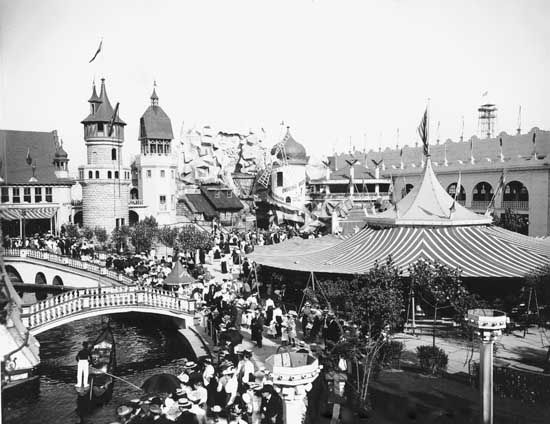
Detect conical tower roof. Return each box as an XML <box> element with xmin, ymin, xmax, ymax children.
<box><xmin>81</xmin><ymin>78</ymin><xmax>126</xmax><ymax>125</ymax></box>
<box><xmin>366</xmin><ymin>156</ymin><xmax>492</xmax><ymax>227</ymax></box>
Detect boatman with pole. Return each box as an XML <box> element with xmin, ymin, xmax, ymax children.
<box><xmin>75</xmin><ymin>341</ymin><xmax>91</xmax><ymax>388</ymax></box>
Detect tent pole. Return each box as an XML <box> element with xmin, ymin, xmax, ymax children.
<box><xmin>298</xmin><ymin>272</ymin><xmax>312</xmax><ymax>314</ymax></box>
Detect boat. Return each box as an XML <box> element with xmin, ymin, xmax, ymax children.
<box><xmin>76</xmin><ymin>325</ymin><xmax>116</xmax><ymax>404</ymax></box>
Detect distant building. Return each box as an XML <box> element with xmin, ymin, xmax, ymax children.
<box><xmin>78</xmin><ymin>79</ymin><xmax>131</xmax><ymax>232</ymax></box>
<box><xmin>333</xmin><ymin>127</ymin><xmax>550</xmax><ymax>236</ymax></box>
<box><xmin>130</xmin><ymin>86</ymin><xmax>178</xmax><ymax>226</ymax></box>
<box><xmin>0</xmin><ymin>130</ymin><xmax>75</xmax><ymax>237</ymax></box>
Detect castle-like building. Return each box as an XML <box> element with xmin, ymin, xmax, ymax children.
<box><xmin>78</xmin><ymin>79</ymin><xmax>131</xmax><ymax>232</ymax></box>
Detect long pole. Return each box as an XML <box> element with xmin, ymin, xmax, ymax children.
<box><xmin>479</xmin><ymin>340</ymin><xmax>494</xmax><ymax>424</ymax></box>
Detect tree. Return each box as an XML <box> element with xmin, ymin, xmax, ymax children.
<box><xmin>494</xmin><ymin>208</ymin><xmax>529</xmax><ymax>235</ymax></box>
<box><xmin>63</xmin><ymin>223</ymin><xmax>80</xmax><ymax>239</ymax></box>
<box><xmin>310</xmin><ymin>258</ymin><xmax>405</xmax><ymax>412</ymax></box>
<box><xmin>130</xmin><ymin>219</ymin><xmax>159</xmax><ymax>253</ymax></box>
<box><xmin>176</xmin><ymin>225</ymin><xmax>214</xmax><ymax>252</ymax></box>
<box><xmin>93</xmin><ymin>227</ymin><xmax>108</xmax><ymax>247</ymax></box>
<box><xmin>158</xmin><ymin>226</ymin><xmax>179</xmax><ymax>256</ymax></box>
<box><xmin>111</xmin><ymin>225</ymin><xmax>131</xmax><ymax>253</ymax></box>
<box><xmin>81</xmin><ymin>226</ymin><xmax>94</xmax><ymax>240</ymax></box>
<box><xmin>409</xmin><ymin>260</ymin><xmax>469</xmax><ymax>349</ymax></box>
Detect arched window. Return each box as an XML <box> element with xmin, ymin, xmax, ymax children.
<box><xmin>88</xmin><ymin>170</ymin><xmax>93</xmax><ymax>179</ymax></box>
<box><xmin>111</xmin><ymin>148</ymin><xmax>117</xmax><ymax>160</ymax></box>
<box><xmin>115</xmin><ymin>171</ymin><xmax>119</xmax><ymax>179</ymax></box>
<box><xmin>472</xmin><ymin>182</ymin><xmax>493</xmax><ymax>202</ymax></box>
<box><xmin>107</xmin><ymin>171</ymin><xmax>112</xmax><ymax>179</ymax></box>
<box><xmin>95</xmin><ymin>170</ymin><xmax>100</xmax><ymax>179</ymax></box>
<box><xmin>504</xmin><ymin>181</ymin><xmax>529</xmax><ymax>202</ymax></box>
<box><xmin>130</xmin><ymin>188</ymin><xmax>139</xmax><ymax>200</ymax></box>
<box><xmin>285</xmin><ymin>196</ymin><xmax>291</xmax><ymax>203</ymax></box>
<box><xmin>447</xmin><ymin>183</ymin><xmax>466</xmax><ymax>202</ymax></box>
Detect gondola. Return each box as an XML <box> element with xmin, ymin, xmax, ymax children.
<box><xmin>76</xmin><ymin>325</ymin><xmax>116</xmax><ymax>404</ymax></box>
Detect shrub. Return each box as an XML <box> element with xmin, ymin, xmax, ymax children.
<box><xmin>416</xmin><ymin>345</ymin><xmax>448</xmax><ymax>374</ymax></box>
<box><xmin>379</xmin><ymin>340</ymin><xmax>404</xmax><ymax>368</ymax></box>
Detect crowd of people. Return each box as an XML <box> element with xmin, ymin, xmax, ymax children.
<box><xmin>3</xmin><ymin>231</ymin><xmax>97</xmax><ymax>259</ymax></box>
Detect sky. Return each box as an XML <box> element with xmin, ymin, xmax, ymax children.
<box><xmin>1</xmin><ymin>0</ymin><xmax>549</xmax><ymax>167</ymax></box>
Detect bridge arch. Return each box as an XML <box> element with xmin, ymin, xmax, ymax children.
<box><xmin>5</xmin><ymin>265</ymin><xmax>23</xmax><ymax>283</ymax></box>
<box><xmin>35</xmin><ymin>272</ymin><xmax>48</xmax><ymax>300</ymax></box>
<box><xmin>52</xmin><ymin>276</ymin><xmax>63</xmax><ymax>286</ymax></box>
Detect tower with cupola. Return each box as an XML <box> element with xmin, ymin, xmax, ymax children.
<box><xmin>78</xmin><ymin>79</ymin><xmax>130</xmax><ymax>231</ymax></box>
<box><xmin>270</xmin><ymin>127</ymin><xmax>309</xmax><ymax>210</ymax></box>
<box><xmin>132</xmin><ymin>84</ymin><xmax>177</xmax><ymax>225</ymax></box>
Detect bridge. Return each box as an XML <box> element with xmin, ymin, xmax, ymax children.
<box><xmin>3</xmin><ymin>249</ymin><xmax>133</xmax><ymax>289</ymax></box>
<box><xmin>21</xmin><ymin>286</ymin><xmax>197</xmax><ymax>336</ymax></box>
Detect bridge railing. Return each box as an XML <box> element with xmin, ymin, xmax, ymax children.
<box><xmin>3</xmin><ymin>249</ymin><xmax>134</xmax><ymax>285</ymax></box>
<box><xmin>21</xmin><ymin>286</ymin><xmax>196</xmax><ymax>329</ymax></box>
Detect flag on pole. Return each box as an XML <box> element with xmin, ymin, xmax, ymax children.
<box><xmin>26</xmin><ymin>148</ymin><xmax>32</xmax><ymax>165</ymax></box>
<box><xmin>89</xmin><ymin>40</ymin><xmax>103</xmax><ymax>63</ymax></box>
<box><xmin>417</xmin><ymin>108</ymin><xmax>429</xmax><ymax>156</ymax></box>
<box><xmin>499</xmin><ymin>137</ymin><xmax>504</xmax><ymax>162</ymax></box>
<box><xmin>485</xmin><ymin>172</ymin><xmax>505</xmax><ymax>216</ymax></box>
<box><xmin>108</xmin><ymin>102</ymin><xmax>120</xmax><ymax>136</ymax></box>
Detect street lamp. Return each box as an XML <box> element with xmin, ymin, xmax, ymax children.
<box><xmin>467</xmin><ymin>309</ymin><xmax>507</xmax><ymax>424</ymax></box>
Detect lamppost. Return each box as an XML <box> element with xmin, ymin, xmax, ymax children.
<box><xmin>467</xmin><ymin>309</ymin><xmax>507</xmax><ymax>424</ymax></box>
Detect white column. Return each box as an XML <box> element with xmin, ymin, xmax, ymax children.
<box><xmin>480</xmin><ymin>340</ymin><xmax>494</xmax><ymax>424</ymax></box>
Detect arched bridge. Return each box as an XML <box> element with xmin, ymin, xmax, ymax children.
<box><xmin>21</xmin><ymin>286</ymin><xmax>197</xmax><ymax>336</ymax></box>
<box><xmin>3</xmin><ymin>249</ymin><xmax>133</xmax><ymax>289</ymax></box>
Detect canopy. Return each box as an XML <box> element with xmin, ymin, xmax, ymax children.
<box><xmin>163</xmin><ymin>261</ymin><xmax>195</xmax><ymax>286</ymax></box>
<box><xmin>248</xmin><ymin>225</ymin><xmax>549</xmax><ymax>278</ymax></box>
<box><xmin>0</xmin><ymin>206</ymin><xmax>57</xmax><ymax>220</ymax></box>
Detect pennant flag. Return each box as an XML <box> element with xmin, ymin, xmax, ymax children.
<box><xmin>485</xmin><ymin>172</ymin><xmax>506</xmax><ymax>216</ymax></box>
<box><xmin>26</xmin><ymin>148</ymin><xmax>32</xmax><ymax>165</ymax></box>
<box><xmin>108</xmin><ymin>102</ymin><xmax>120</xmax><ymax>136</ymax></box>
<box><xmin>89</xmin><ymin>40</ymin><xmax>103</xmax><ymax>63</ymax></box>
<box><xmin>417</xmin><ymin>108</ymin><xmax>429</xmax><ymax>156</ymax></box>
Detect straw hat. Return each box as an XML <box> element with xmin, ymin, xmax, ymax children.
<box><xmin>116</xmin><ymin>405</ymin><xmax>133</xmax><ymax>417</ymax></box>
<box><xmin>149</xmin><ymin>404</ymin><xmax>161</xmax><ymax>415</ymax></box>
<box><xmin>178</xmin><ymin>398</ymin><xmax>192</xmax><ymax>409</ymax></box>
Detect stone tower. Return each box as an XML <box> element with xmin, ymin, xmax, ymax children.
<box><xmin>79</xmin><ymin>79</ymin><xmax>130</xmax><ymax>231</ymax></box>
<box><xmin>133</xmin><ymin>85</ymin><xmax>177</xmax><ymax>225</ymax></box>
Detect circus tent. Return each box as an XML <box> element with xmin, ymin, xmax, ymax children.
<box><xmin>249</xmin><ymin>157</ymin><xmax>549</xmax><ymax>278</ymax></box>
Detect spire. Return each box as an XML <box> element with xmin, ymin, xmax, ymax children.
<box><xmin>151</xmin><ymin>81</ymin><xmax>159</xmax><ymax>106</ymax></box>
<box><xmin>88</xmin><ymin>81</ymin><xmax>101</xmax><ymax>104</ymax></box>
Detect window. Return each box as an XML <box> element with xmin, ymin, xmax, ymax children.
<box><xmin>151</xmin><ymin>143</ymin><xmax>157</xmax><ymax>154</ymax></box>
<box><xmin>147</xmin><ymin>170</ymin><xmax>152</xmax><ymax>178</ymax></box>
<box><xmin>35</xmin><ymin>187</ymin><xmax>42</xmax><ymax>202</ymax></box>
<box><xmin>95</xmin><ymin>170</ymin><xmax>100</xmax><ymax>179</ymax></box>
<box><xmin>160</xmin><ymin>170</ymin><xmax>165</xmax><ymax>178</ymax></box>
<box><xmin>88</xmin><ymin>171</ymin><xmax>93</xmax><ymax>179</ymax></box>
<box><xmin>111</xmin><ymin>148</ymin><xmax>117</xmax><ymax>160</ymax></box>
<box><xmin>107</xmin><ymin>171</ymin><xmax>112</xmax><ymax>179</ymax></box>
<box><xmin>24</xmin><ymin>187</ymin><xmax>31</xmax><ymax>203</ymax></box>
<box><xmin>97</xmin><ymin>123</ymin><xmax>104</xmax><ymax>134</ymax></box>
<box><xmin>79</xmin><ymin>169</ymin><xmax>84</xmax><ymax>180</ymax></box>
<box><xmin>12</xmin><ymin>188</ymin><xmax>20</xmax><ymax>203</ymax></box>
<box><xmin>159</xmin><ymin>195</ymin><xmax>166</xmax><ymax>211</ymax></box>
<box><xmin>171</xmin><ymin>195</ymin><xmax>175</xmax><ymax>210</ymax></box>
<box><xmin>1</xmin><ymin>187</ymin><xmax>9</xmax><ymax>203</ymax></box>
<box><xmin>215</xmin><ymin>191</ymin><xmax>220</xmax><ymax>198</ymax></box>
<box><xmin>115</xmin><ymin>171</ymin><xmax>119</xmax><ymax>179</ymax></box>
<box><xmin>276</xmin><ymin>172</ymin><xmax>283</xmax><ymax>187</ymax></box>
<box><xmin>226</xmin><ymin>191</ymin><xmax>232</xmax><ymax>198</ymax></box>
<box><xmin>45</xmin><ymin>187</ymin><xmax>53</xmax><ymax>202</ymax></box>
<box><xmin>285</xmin><ymin>196</ymin><xmax>291</xmax><ymax>203</ymax></box>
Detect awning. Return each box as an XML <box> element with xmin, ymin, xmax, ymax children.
<box><xmin>0</xmin><ymin>206</ymin><xmax>58</xmax><ymax>220</ymax></box>
<box><xmin>248</xmin><ymin>225</ymin><xmax>549</xmax><ymax>278</ymax></box>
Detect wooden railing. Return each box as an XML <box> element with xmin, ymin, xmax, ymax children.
<box><xmin>2</xmin><ymin>249</ymin><xmax>133</xmax><ymax>285</ymax></box>
<box><xmin>20</xmin><ymin>286</ymin><xmax>196</xmax><ymax>330</ymax></box>
<box><xmin>501</xmin><ymin>201</ymin><xmax>529</xmax><ymax>211</ymax></box>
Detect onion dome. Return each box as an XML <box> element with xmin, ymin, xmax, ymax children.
<box><xmin>139</xmin><ymin>86</ymin><xmax>174</xmax><ymax>140</ymax></box>
<box><xmin>81</xmin><ymin>78</ymin><xmax>126</xmax><ymax>125</ymax></box>
<box><xmin>271</xmin><ymin>127</ymin><xmax>308</xmax><ymax>165</ymax></box>
<box><xmin>54</xmin><ymin>144</ymin><xmax>68</xmax><ymax>158</ymax></box>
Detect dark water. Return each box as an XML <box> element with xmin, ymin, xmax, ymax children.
<box><xmin>2</xmin><ymin>314</ymin><xmax>195</xmax><ymax>424</ymax></box>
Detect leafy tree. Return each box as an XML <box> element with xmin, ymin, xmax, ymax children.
<box><xmin>494</xmin><ymin>208</ymin><xmax>529</xmax><ymax>235</ymax></box>
<box><xmin>130</xmin><ymin>219</ymin><xmax>159</xmax><ymax>253</ymax></box>
<box><xmin>158</xmin><ymin>226</ymin><xmax>179</xmax><ymax>256</ymax></box>
<box><xmin>311</xmin><ymin>258</ymin><xmax>405</xmax><ymax>411</ymax></box>
<box><xmin>176</xmin><ymin>225</ymin><xmax>214</xmax><ymax>252</ymax></box>
<box><xmin>81</xmin><ymin>226</ymin><xmax>94</xmax><ymax>240</ymax></box>
<box><xmin>409</xmin><ymin>259</ymin><xmax>469</xmax><ymax>349</ymax></box>
<box><xmin>93</xmin><ymin>227</ymin><xmax>108</xmax><ymax>246</ymax></box>
<box><xmin>111</xmin><ymin>225</ymin><xmax>131</xmax><ymax>253</ymax></box>
<box><xmin>63</xmin><ymin>223</ymin><xmax>80</xmax><ymax>239</ymax></box>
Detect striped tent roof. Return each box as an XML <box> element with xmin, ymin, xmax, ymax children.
<box><xmin>248</xmin><ymin>225</ymin><xmax>549</xmax><ymax>277</ymax></box>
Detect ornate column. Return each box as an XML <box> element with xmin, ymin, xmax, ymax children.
<box><xmin>264</xmin><ymin>351</ymin><xmax>322</xmax><ymax>424</ymax></box>
<box><xmin>467</xmin><ymin>309</ymin><xmax>506</xmax><ymax>424</ymax></box>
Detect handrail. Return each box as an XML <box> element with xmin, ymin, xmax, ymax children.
<box><xmin>3</xmin><ymin>249</ymin><xmax>133</xmax><ymax>285</ymax></box>
<box><xmin>21</xmin><ymin>287</ymin><xmax>196</xmax><ymax>329</ymax></box>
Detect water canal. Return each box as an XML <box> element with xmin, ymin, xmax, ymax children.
<box><xmin>2</xmin><ymin>314</ymin><xmax>195</xmax><ymax>424</ymax></box>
